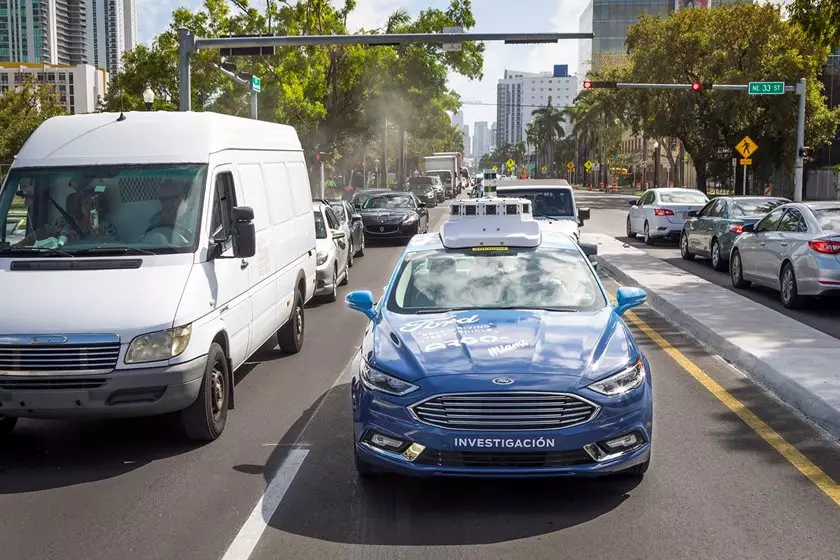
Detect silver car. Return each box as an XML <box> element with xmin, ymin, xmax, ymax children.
<box><xmin>730</xmin><ymin>201</ymin><xmax>840</xmax><ymax>308</ymax></box>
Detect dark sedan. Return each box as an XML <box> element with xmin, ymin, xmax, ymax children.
<box><xmin>406</xmin><ymin>178</ymin><xmax>438</xmax><ymax>207</ymax></box>
<box><xmin>358</xmin><ymin>191</ymin><xmax>429</xmax><ymax>243</ymax></box>
<box><xmin>350</xmin><ymin>188</ymin><xmax>390</xmax><ymax>210</ymax></box>
<box><xmin>328</xmin><ymin>200</ymin><xmax>366</xmax><ymax>262</ymax></box>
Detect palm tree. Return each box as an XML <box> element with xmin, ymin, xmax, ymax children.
<box><xmin>530</xmin><ymin>97</ymin><xmax>566</xmax><ymax>177</ymax></box>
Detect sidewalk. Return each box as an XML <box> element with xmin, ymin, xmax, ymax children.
<box><xmin>590</xmin><ymin>233</ymin><xmax>840</xmax><ymax>441</ymax></box>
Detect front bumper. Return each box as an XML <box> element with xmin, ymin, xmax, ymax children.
<box><xmin>315</xmin><ymin>260</ymin><xmax>337</xmax><ymax>296</ymax></box>
<box><xmin>0</xmin><ymin>356</ymin><xmax>207</xmax><ymax>419</ymax></box>
<box><xmin>363</xmin><ymin>222</ymin><xmax>419</xmax><ymax>239</ymax></box>
<box><xmin>352</xmin><ymin>370</ymin><xmax>653</xmax><ymax>478</ymax></box>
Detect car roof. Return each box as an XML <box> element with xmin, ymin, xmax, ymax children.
<box><xmin>404</xmin><ymin>230</ymin><xmax>581</xmax><ymax>254</ymax></box>
<box><xmin>804</xmin><ymin>201</ymin><xmax>840</xmax><ymax>210</ymax></box>
<box><xmin>497</xmin><ymin>183</ymin><xmax>572</xmax><ymax>191</ymax></box>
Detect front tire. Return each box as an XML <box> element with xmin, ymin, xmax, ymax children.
<box><xmin>643</xmin><ymin>221</ymin><xmax>654</xmax><ymax>245</ymax></box>
<box><xmin>710</xmin><ymin>238</ymin><xmax>725</xmax><ymax>271</ymax></box>
<box><xmin>347</xmin><ymin>241</ymin><xmax>355</xmax><ymax>268</ymax></box>
<box><xmin>730</xmin><ymin>250</ymin><xmax>750</xmax><ymax>289</ymax></box>
<box><xmin>340</xmin><ymin>258</ymin><xmax>349</xmax><ymax>286</ymax></box>
<box><xmin>180</xmin><ymin>343</ymin><xmax>229</xmax><ymax>442</ymax></box>
<box><xmin>780</xmin><ymin>263</ymin><xmax>804</xmax><ymax>309</ymax></box>
<box><xmin>0</xmin><ymin>415</ymin><xmax>18</xmax><ymax>438</ymax></box>
<box><xmin>680</xmin><ymin>231</ymin><xmax>695</xmax><ymax>260</ymax></box>
<box><xmin>277</xmin><ymin>289</ymin><xmax>305</xmax><ymax>354</ymax></box>
<box><xmin>323</xmin><ymin>266</ymin><xmax>338</xmax><ymax>303</ymax></box>
<box><xmin>626</xmin><ymin>216</ymin><xmax>636</xmax><ymax>238</ymax></box>
<box><xmin>356</xmin><ymin>232</ymin><xmax>365</xmax><ymax>257</ymax></box>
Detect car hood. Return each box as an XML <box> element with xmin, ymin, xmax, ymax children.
<box><xmin>533</xmin><ymin>216</ymin><xmax>579</xmax><ymax>237</ymax></box>
<box><xmin>360</xmin><ymin>209</ymin><xmax>414</xmax><ymax>224</ymax></box>
<box><xmin>0</xmin><ymin>254</ymin><xmax>193</xmax><ymax>339</ymax></box>
<box><xmin>367</xmin><ymin>308</ymin><xmax>636</xmax><ymax>387</ymax></box>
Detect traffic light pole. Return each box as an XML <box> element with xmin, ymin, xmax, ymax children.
<box><xmin>583</xmin><ymin>80</ymin><xmax>807</xmax><ymax>201</ymax></box>
<box><xmin>210</xmin><ymin>62</ymin><xmax>259</xmax><ymax>120</ymax></box>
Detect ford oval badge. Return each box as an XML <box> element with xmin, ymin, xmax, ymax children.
<box><xmin>492</xmin><ymin>377</ymin><xmax>514</xmax><ymax>385</ymax></box>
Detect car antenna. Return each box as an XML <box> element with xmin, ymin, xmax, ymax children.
<box><xmin>116</xmin><ymin>81</ymin><xmax>126</xmax><ymax>121</ymax></box>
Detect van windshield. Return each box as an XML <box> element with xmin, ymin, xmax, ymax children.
<box><xmin>0</xmin><ymin>164</ymin><xmax>207</xmax><ymax>256</ymax></box>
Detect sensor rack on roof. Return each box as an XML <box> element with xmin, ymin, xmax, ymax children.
<box><xmin>440</xmin><ymin>197</ymin><xmax>541</xmax><ymax>249</ymax></box>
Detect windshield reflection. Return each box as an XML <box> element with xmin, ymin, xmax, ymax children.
<box><xmin>0</xmin><ymin>165</ymin><xmax>207</xmax><ymax>255</ymax></box>
<box><xmin>499</xmin><ymin>190</ymin><xmax>574</xmax><ymax>218</ymax></box>
<box><xmin>363</xmin><ymin>194</ymin><xmax>414</xmax><ymax>209</ymax></box>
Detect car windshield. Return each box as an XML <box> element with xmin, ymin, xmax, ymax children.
<box><xmin>428</xmin><ymin>171</ymin><xmax>451</xmax><ymax>183</ymax></box>
<box><xmin>363</xmin><ymin>194</ymin><xmax>414</xmax><ymax>209</ymax></box>
<box><xmin>814</xmin><ymin>208</ymin><xmax>840</xmax><ymax>232</ymax></box>
<box><xmin>499</xmin><ymin>189</ymin><xmax>574</xmax><ymax>218</ymax></box>
<box><xmin>0</xmin><ymin>164</ymin><xmax>206</xmax><ymax>255</ymax></box>
<box><xmin>731</xmin><ymin>198</ymin><xmax>788</xmax><ymax>217</ymax></box>
<box><xmin>388</xmin><ymin>247</ymin><xmax>606</xmax><ymax>312</ymax></box>
<box><xmin>314</xmin><ymin>211</ymin><xmax>328</xmax><ymax>239</ymax></box>
<box><xmin>659</xmin><ymin>190</ymin><xmax>708</xmax><ymax>204</ymax></box>
<box><xmin>408</xmin><ymin>178</ymin><xmax>433</xmax><ymax>187</ymax></box>
<box><xmin>329</xmin><ymin>203</ymin><xmax>346</xmax><ymax>221</ymax></box>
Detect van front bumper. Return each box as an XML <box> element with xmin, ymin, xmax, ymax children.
<box><xmin>0</xmin><ymin>355</ymin><xmax>207</xmax><ymax>419</ymax></box>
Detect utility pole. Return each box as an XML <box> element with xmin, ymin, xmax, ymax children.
<box><xmin>398</xmin><ymin>124</ymin><xmax>406</xmax><ymax>188</ymax></box>
<box><xmin>381</xmin><ymin>118</ymin><xmax>388</xmax><ymax>189</ymax></box>
<box><xmin>794</xmin><ymin>78</ymin><xmax>806</xmax><ymax>202</ymax></box>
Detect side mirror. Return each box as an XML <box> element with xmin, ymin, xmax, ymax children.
<box><xmin>332</xmin><ymin>230</ymin><xmax>346</xmax><ymax>240</ymax></box>
<box><xmin>352</xmin><ymin>214</ymin><xmax>362</xmax><ymax>223</ymax></box>
<box><xmin>346</xmin><ymin>290</ymin><xmax>377</xmax><ymax>320</ymax></box>
<box><xmin>614</xmin><ymin>286</ymin><xmax>646</xmax><ymax>316</ymax></box>
<box><xmin>742</xmin><ymin>223</ymin><xmax>755</xmax><ymax>233</ymax></box>
<box><xmin>628</xmin><ymin>199</ymin><xmax>638</xmax><ymax>207</ymax></box>
<box><xmin>578</xmin><ymin>208</ymin><xmax>591</xmax><ymax>222</ymax></box>
<box><xmin>418</xmin><ymin>202</ymin><xmax>426</xmax><ymax>208</ymax></box>
<box><xmin>687</xmin><ymin>210</ymin><xmax>698</xmax><ymax>218</ymax></box>
<box><xmin>231</xmin><ymin>206</ymin><xmax>256</xmax><ymax>258</ymax></box>
<box><xmin>580</xmin><ymin>241</ymin><xmax>598</xmax><ymax>258</ymax></box>
<box><xmin>354</xmin><ymin>203</ymin><xmax>362</xmax><ymax>210</ymax></box>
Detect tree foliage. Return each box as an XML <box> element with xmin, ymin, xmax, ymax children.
<box><xmin>787</xmin><ymin>0</ymin><xmax>840</xmax><ymax>50</ymax></box>
<box><xmin>103</xmin><ymin>0</ymin><xmax>482</xmax><ymax>176</ymax></box>
<box><xmin>0</xmin><ymin>76</ymin><xmax>68</xmax><ymax>165</ymax></box>
<box><xmin>575</xmin><ymin>4</ymin><xmax>840</xmax><ymax>191</ymax></box>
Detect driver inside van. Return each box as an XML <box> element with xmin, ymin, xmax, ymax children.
<box><xmin>14</xmin><ymin>175</ymin><xmax>117</xmax><ymax>248</ymax></box>
<box><xmin>142</xmin><ymin>178</ymin><xmax>193</xmax><ymax>244</ymax></box>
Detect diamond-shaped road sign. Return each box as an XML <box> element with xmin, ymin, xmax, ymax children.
<box><xmin>566</xmin><ymin>161</ymin><xmax>575</xmax><ymax>171</ymax></box>
<box><xmin>506</xmin><ymin>159</ymin><xmax>515</xmax><ymax>170</ymax></box>
<box><xmin>736</xmin><ymin>136</ymin><xmax>758</xmax><ymax>159</ymax></box>
<box><xmin>584</xmin><ymin>160</ymin><xmax>593</xmax><ymax>172</ymax></box>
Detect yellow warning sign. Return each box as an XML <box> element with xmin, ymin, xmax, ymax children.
<box><xmin>740</xmin><ymin>158</ymin><xmax>752</xmax><ymax>165</ymax></box>
<box><xmin>736</xmin><ymin>136</ymin><xmax>758</xmax><ymax>158</ymax></box>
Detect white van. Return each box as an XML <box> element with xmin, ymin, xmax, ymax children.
<box><xmin>0</xmin><ymin>112</ymin><xmax>317</xmax><ymax>441</ymax></box>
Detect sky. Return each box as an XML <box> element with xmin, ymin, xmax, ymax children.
<box><xmin>137</xmin><ymin>0</ymin><xmax>593</xmax><ymax>130</ymax></box>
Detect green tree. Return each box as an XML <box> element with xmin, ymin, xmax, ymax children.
<box><xmin>529</xmin><ymin>97</ymin><xmax>566</xmax><ymax>177</ymax></box>
<box><xmin>602</xmin><ymin>3</ymin><xmax>840</xmax><ymax>192</ymax></box>
<box><xmin>787</xmin><ymin>0</ymin><xmax>840</xmax><ymax>50</ymax></box>
<box><xmin>0</xmin><ymin>76</ymin><xmax>68</xmax><ymax>165</ymax></box>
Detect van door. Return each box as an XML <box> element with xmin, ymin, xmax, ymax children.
<box><xmin>209</xmin><ymin>167</ymin><xmax>253</xmax><ymax>369</ymax></box>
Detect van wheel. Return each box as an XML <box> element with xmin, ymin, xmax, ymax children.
<box><xmin>180</xmin><ymin>343</ymin><xmax>229</xmax><ymax>442</ymax></box>
<box><xmin>277</xmin><ymin>289</ymin><xmax>305</xmax><ymax>354</ymax></box>
<box><xmin>0</xmin><ymin>415</ymin><xmax>17</xmax><ymax>438</ymax></box>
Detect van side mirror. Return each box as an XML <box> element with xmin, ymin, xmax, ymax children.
<box><xmin>578</xmin><ymin>207</ymin><xmax>590</xmax><ymax>226</ymax></box>
<box><xmin>232</xmin><ymin>206</ymin><xmax>256</xmax><ymax>258</ymax></box>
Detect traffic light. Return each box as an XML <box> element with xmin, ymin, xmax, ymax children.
<box><xmin>582</xmin><ymin>80</ymin><xmax>617</xmax><ymax>89</ymax></box>
<box><xmin>799</xmin><ymin>146</ymin><xmax>813</xmax><ymax>159</ymax></box>
<box><xmin>315</xmin><ymin>152</ymin><xmax>326</xmax><ymax>162</ymax></box>
<box><xmin>690</xmin><ymin>82</ymin><xmax>713</xmax><ymax>92</ymax></box>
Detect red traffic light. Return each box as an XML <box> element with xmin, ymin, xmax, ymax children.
<box><xmin>691</xmin><ymin>82</ymin><xmax>702</xmax><ymax>91</ymax></box>
<box><xmin>583</xmin><ymin>80</ymin><xmax>592</xmax><ymax>89</ymax></box>
<box><xmin>315</xmin><ymin>152</ymin><xmax>321</xmax><ymax>161</ymax></box>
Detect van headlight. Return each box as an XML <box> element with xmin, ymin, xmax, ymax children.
<box><xmin>360</xmin><ymin>361</ymin><xmax>419</xmax><ymax>396</ymax></box>
<box><xmin>125</xmin><ymin>324</ymin><xmax>192</xmax><ymax>364</ymax></box>
<box><xmin>587</xmin><ymin>358</ymin><xmax>646</xmax><ymax>396</ymax></box>
<box><xmin>316</xmin><ymin>251</ymin><xmax>329</xmax><ymax>266</ymax></box>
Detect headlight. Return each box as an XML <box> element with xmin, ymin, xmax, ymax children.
<box><xmin>316</xmin><ymin>250</ymin><xmax>329</xmax><ymax>266</ymax></box>
<box><xmin>125</xmin><ymin>324</ymin><xmax>192</xmax><ymax>364</ymax></box>
<box><xmin>587</xmin><ymin>358</ymin><xmax>646</xmax><ymax>396</ymax></box>
<box><xmin>402</xmin><ymin>214</ymin><xmax>418</xmax><ymax>224</ymax></box>
<box><xmin>360</xmin><ymin>361</ymin><xmax>419</xmax><ymax>396</ymax></box>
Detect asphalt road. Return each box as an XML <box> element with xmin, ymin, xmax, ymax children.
<box><xmin>576</xmin><ymin>190</ymin><xmax>840</xmax><ymax>340</ymax></box>
<box><xmin>3</xmin><ymin>194</ymin><xmax>840</xmax><ymax>560</ymax></box>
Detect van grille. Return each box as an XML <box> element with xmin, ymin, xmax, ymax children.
<box><xmin>0</xmin><ymin>341</ymin><xmax>120</xmax><ymax>375</ymax></box>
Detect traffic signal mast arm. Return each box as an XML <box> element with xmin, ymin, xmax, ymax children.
<box><xmin>582</xmin><ymin>80</ymin><xmax>796</xmax><ymax>92</ymax></box>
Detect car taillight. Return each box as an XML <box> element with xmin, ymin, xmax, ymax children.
<box><xmin>808</xmin><ymin>239</ymin><xmax>840</xmax><ymax>254</ymax></box>
<box><xmin>654</xmin><ymin>208</ymin><xmax>674</xmax><ymax>216</ymax></box>
<box><xmin>729</xmin><ymin>224</ymin><xmax>744</xmax><ymax>234</ymax></box>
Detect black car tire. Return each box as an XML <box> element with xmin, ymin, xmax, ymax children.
<box><xmin>323</xmin><ymin>266</ymin><xmax>338</xmax><ymax>303</ymax></box>
<box><xmin>710</xmin><ymin>238</ymin><xmax>725</xmax><ymax>271</ymax></box>
<box><xmin>780</xmin><ymin>262</ymin><xmax>804</xmax><ymax>309</ymax></box>
<box><xmin>0</xmin><ymin>415</ymin><xmax>18</xmax><ymax>438</ymax></box>
<box><xmin>277</xmin><ymin>289</ymin><xmax>305</xmax><ymax>354</ymax></box>
<box><xmin>347</xmin><ymin>241</ymin><xmax>354</xmax><ymax>268</ymax></box>
<box><xmin>356</xmin><ymin>232</ymin><xmax>365</xmax><ymax>257</ymax></box>
<box><xmin>180</xmin><ymin>343</ymin><xmax>229</xmax><ymax>442</ymax></box>
<box><xmin>680</xmin><ymin>231</ymin><xmax>695</xmax><ymax>260</ymax></box>
<box><xmin>730</xmin><ymin>250</ymin><xmax>751</xmax><ymax>289</ymax></box>
<box><xmin>626</xmin><ymin>216</ymin><xmax>637</xmax><ymax>238</ymax></box>
<box><xmin>340</xmin><ymin>258</ymin><xmax>349</xmax><ymax>286</ymax></box>
<box><xmin>643</xmin><ymin>221</ymin><xmax>654</xmax><ymax>245</ymax></box>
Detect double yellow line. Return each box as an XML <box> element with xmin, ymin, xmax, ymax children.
<box><xmin>618</xmin><ymin>301</ymin><xmax>840</xmax><ymax>507</ymax></box>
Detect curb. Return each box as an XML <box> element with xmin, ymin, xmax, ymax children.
<box><xmin>597</xmin><ymin>255</ymin><xmax>840</xmax><ymax>441</ymax></box>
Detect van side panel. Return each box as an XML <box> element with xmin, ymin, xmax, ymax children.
<box><xmin>286</xmin><ymin>159</ymin><xmax>317</xmax><ymax>302</ymax></box>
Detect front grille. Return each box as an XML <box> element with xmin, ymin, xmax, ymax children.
<box><xmin>366</xmin><ymin>224</ymin><xmax>399</xmax><ymax>233</ymax></box>
<box><xmin>0</xmin><ymin>377</ymin><xmax>108</xmax><ymax>390</ymax></box>
<box><xmin>415</xmin><ymin>449</ymin><xmax>594</xmax><ymax>468</ymax></box>
<box><xmin>410</xmin><ymin>392</ymin><xmax>599</xmax><ymax>431</ymax></box>
<box><xmin>0</xmin><ymin>343</ymin><xmax>120</xmax><ymax>374</ymax></box>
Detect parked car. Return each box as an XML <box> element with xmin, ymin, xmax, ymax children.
<box><xmin>627</xmin><ymin>188</ymin><xmax>709</xmax><ymax>244</ymax></box>
<box><xmin>730</xmin><ymin>201</ymin><xmax>840</xmax><ymax>309</ymax></box>
<box><xmin>328</xmin><ymin>199</ymin><xmax>365</xmax><ymax>263</ymax></box>
<box><xmin>427</xmin><ymin>170</ymin><xmax>453</xmax><ymax>199</ymax></box>
<box><xmin>497</xmin><ymin>182</ymin><xmax>589</xmax><ymax>243</ymax></box>
<box><xmin>350</xmin><ymin>188</ymin><xmax>390</xmax><ymax>210</ymax></box>
<box><xmin>425</xmin><ymin>175</ymin><xmax>445</xmax><ymax>203</ymax></box>
<box><xmin>358</xmin><ymin>191</ymin><xmax>429</xmax><ymax>244</ymax></box>
<box><xmin>313</xmin><ymin>200</ymin><xmax>350</xmax><ymax>302</ymax></box>
<box><xmin>406</xmin><ymin>177</ymin><xmax>438</xmax><ymax>207</ymax></box>
<box><xmin>0</xmin><ymin>111</ymin><xmax>317</xmax><ymax>441</ymax></box>
<box><xmin>681</xmin><ymin>196</ymin><xmax>789</xmax><ymax>270</ymax></box>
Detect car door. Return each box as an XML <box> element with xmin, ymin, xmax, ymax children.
<box><xmin>412</xmin><ymin>194</ymin><xmax>428</xmax><ymax>231</ymax></box>
<box><xmin>770</xmin><ymin>208</ymin><xmax>809</xmax><ymax>286</ymax></box>
<box><xmin>208</xmin><ymin>167</ymin><xmax>253</xmax><ymax>370</ymax></box>
<box><xmin>745</xmin><ymin>207</ymin><xmax>786</xmax><ymax>284</ymax></box>
<box><xmin>688</xmin><ymin>199</ymin><xmax>717</xmax><ymax>254</ymax></box>
<box><xmin>700</xmin><ymin>199</ymin><xmax>725</xmax><ymax>255</ymax></box>
<box><xmin>324</xmin><ymin>206</ymin><xmax>348</xmax><ymax>276</ymax></box>
<box><xmin>630</xmin><ymin>192</ymin><xmax>649</xmax><ymax>232</ymax></box>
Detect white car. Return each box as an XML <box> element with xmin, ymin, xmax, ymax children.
<box><xmin>627</xmin><ymin>188</ymin><xmax>709</xmax><ymax>244</ymax></box>
<box><xmin>497</xmin><ymin>183</ymin><xmax>589</xmax><ymax>242</ymax></box>
<box><xmin>313</xmin><ymin>201</ymin><xmax>350</xmax><ymax>302</ymax></box>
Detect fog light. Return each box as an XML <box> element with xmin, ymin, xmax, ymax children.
<box><xmin>402</xmin><ymin>443</ymin><xmax>426</xmax><ymax>462</ymax></box>
<box><xmin>604</xmin><ymin>433</ymin><xmax>639</xmax><ymax>450</ymax></box>
<box><xmin>371</xmin><ymin>433</ymin><xmax>404</xmax><ymax>450</ymax></box>
<box><xmin>317</xmin><ymin>279</ymin><xmax>325</xmax><ymax>288</ymax></box>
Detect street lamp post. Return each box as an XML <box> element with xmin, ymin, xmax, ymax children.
<box><xmin>142</xmin><ymin>87</ymin><xmax>155</xmax><ymax>111</ymax></box>
<box><xmin>653</xmin><ymin>140</ymin><xmax>660</xmax><ymax>188</ymax></box>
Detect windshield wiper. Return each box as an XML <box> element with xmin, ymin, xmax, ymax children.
<box><xmin>0</xmin><ymin>246</ymin><xmax>76</xmax><ymax>258</ymax></box>
<box><xmin>490</xmin><ymin>306</ymin><xmax>579</xmax><ymax>312</ymax></box>
<box><xmin>73</xmin><ymin>246</ymin><xmax>157</xmax><ymax>256</ymax></box>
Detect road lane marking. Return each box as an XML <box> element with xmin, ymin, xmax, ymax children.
<box><xmin>616</xmin><ymin>298</ymin><xmax>840</xmax><ymax>508</ymax></box>
<box><xmin>221</xmin><ymin>447</ymin><xmax>309</xmax><ymax>560</ymax></box>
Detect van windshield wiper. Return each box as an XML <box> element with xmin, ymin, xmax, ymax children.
<box><xmin>0</xmin><ymin>245</ymin><xmax>76</xmax><ymax>258</ymax></box>
<box><xmin>73</xmin><ymin>246</ymin><xmax>157</xmax><ymax>256</ymax></box>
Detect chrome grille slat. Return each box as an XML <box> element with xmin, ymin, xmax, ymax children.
<box><xmin>410</xmin><ymin>391</ymin><xmax>600</xmax><ymax>431</ymax></box>
<box><xmin>0</xmin><ymin>341</ymin><xmax>120</xmax><ymax>375</ymax></box>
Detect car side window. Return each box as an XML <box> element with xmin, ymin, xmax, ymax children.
<box><xmin>698</xmin><ymin>200</ymin><xmax>715</xmax><ymax>217</ymax></box>
<box><xmin>641</xmin><ymin>192</ymin><xmax>654</xmax><ymax>206</ymax></box>
<box><xmin>778</xmin><ymin>208</ymin><xmax>807</xmax><ymax>233</ymax></box>
<box><xmin>324</xmin><ymin>207</ymin><xmax>340</xmax><ymax>230</ymax></box>
<box><xmin>718</xmin><ymin>200</ymin><xmax>729</xmax><ymax>219</ymax></box>
<box><xmin>705</xmin><ymin>200</ymin><xmax>722</xmax><ymax>218</ymax></box>
<box><xmin>755</xmin><ymin>208</ymin><xmax>785</xmax><ymax>233</ymax></box>
<box><xmin>210</xmin><ymin>171</ymin><xmax>238</xmax><ymax>247</ymax></box>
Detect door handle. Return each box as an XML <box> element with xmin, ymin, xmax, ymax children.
<box><xmin>759</xmin><ymin>242</ymin><xmax>766</xmax><ymax>247</ymax></box>
<box><xmin>780</xmin><ymin>242</ymin><xmax>788</xmax><ymax>247</ymax></box>
<box><xmin>240</xmin><ymin>260</ymin><xmax>249</xmax><ymax>270</ymax></box>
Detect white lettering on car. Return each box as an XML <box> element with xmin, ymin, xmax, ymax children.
<box><xmin>453</xmin><ymin>438</ymin><xmax>556</xmax><ymax>448</ymax></box>
<box><xmin>399</xmin><ymin>315</ymin><xmax>480</xmax><ymax>333</ymax></box>
<box><xmin>423</xmin><ymin>335</ymin><xmax>514</xmax><ymax>353</ymax></box>
<box><xmin>488</xmin><ymin>339</ymin><xmax>529</xmax><ymax>358</ymax></box>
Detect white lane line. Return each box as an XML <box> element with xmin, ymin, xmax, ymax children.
<box><xmin>221</xmin><ymin>447</ymin><xmax>309</xmax><ymax>560</ymax></box>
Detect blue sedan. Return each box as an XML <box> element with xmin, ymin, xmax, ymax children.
<box><xmin>346</xmin><ymin>202</ymin><xmax>652</xmax><ymax>479</ymax></box>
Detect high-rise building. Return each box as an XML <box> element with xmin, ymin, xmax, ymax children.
<box><xmin>451</xmin><ymin>109</ymin><xmax>464</xmax><ymax>128</ymax></box>
<box><xmin>489</xmin><ymin>122</ymin><xmax>496</xmax><ymax>150</ymax></box>
<box><xmin>461</xmin><ymin>124</ymin><xmax>471</xmax><ymax>157</ymax></box>
<box><xmin>473</xmin><ymin>121</ymin><xmax>489</xmax><ymax>161</ymax></box>
<box><xmin>496</xmin><ymin>68</ymin><xmax>577</xmax><ymax>148</ymax></box>
<box><xmin>0</xmin><ymin>62</ymin><xmax>107</xmax><ymax>113</ymax></box>
<box><xmin>88</xmin><ymin>0</ymin><xmax>135</xmax><ymax>75</ymax></box>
